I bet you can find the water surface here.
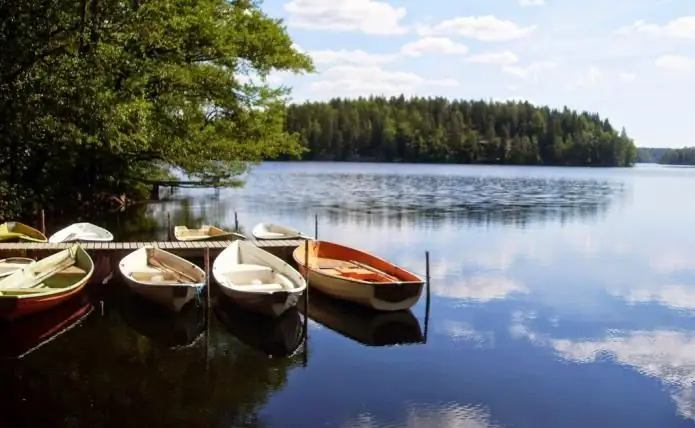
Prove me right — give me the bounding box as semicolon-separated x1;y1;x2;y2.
3;162;695;427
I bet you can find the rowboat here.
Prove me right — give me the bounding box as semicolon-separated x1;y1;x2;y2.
212;240;306;317
121;292;205;349
0;221;47;243
0;244;94;321
118;246;205;312
174;225;244;241
251;222;312;240
292;240;424;311
299;290;424;347
0;291;93;359
0;257;36;278
214;295;304;358
48;222;114;243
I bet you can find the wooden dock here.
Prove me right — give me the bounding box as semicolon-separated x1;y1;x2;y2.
0;239;302;262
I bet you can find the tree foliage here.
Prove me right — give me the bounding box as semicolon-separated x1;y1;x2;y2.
285;96;637;167
0;0;313;219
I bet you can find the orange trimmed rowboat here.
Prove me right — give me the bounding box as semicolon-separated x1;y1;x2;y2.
292;240;424;311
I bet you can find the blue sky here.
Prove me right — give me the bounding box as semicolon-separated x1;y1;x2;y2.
258;0;695;148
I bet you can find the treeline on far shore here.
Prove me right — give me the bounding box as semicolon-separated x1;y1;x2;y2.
637;147;695;165
283;96;637;167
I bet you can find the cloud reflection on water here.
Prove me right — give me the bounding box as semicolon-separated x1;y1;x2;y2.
510;311;695;422
344;402;503;428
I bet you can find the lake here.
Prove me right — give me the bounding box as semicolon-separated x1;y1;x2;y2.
3;161;695;427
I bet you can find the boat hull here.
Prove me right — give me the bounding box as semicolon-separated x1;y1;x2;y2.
218;286;301;317
48;222;114;243
251;222;311;240
0;222;47;243
293;241;424;312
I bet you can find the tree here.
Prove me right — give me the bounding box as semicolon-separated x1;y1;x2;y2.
0;0;313;219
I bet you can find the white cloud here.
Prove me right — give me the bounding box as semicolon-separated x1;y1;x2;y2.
418;15;536;41
567;66;603;90
309;49;397;66
309;65;458;97
284;0;408;35
520;0;545;5
400;37;468;56
619;72;636;82
655;55;695;73
617;17;695;39
466;51;519;65
502;61;556;80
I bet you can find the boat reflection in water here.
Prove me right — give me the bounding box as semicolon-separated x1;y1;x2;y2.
214;294;305;358
120;292;205;349
300;290;425;347
0;291;94;359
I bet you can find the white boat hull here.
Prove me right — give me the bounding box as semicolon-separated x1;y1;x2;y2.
118;247;205;312
212;241;306;317
49;222;114;243
251;222;311;240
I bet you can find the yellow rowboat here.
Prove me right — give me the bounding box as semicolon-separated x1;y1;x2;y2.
174;225;244;242
0;222;47;243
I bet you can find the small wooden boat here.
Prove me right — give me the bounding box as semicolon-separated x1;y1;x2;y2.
0;257;36;278
0;221;47;243
48;222;114;243
0;244;94;321
292;240;424;311
118;246;205;312
299;290;424;347
214;295;304;358
212;240;306;317
251;222;312;240
0;291;93;359
174;225;244;242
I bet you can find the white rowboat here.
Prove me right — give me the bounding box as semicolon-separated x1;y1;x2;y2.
212;240;306;317
48;222;114;243
118;247;205;312
0;257;36;278
251;223;311;240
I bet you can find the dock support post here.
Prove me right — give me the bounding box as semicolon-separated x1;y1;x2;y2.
166;212;172;240
424;250;431;344
39;209;45;235
204;247;211;371
234;212;239;232
314;214;318;239
302;241;310;367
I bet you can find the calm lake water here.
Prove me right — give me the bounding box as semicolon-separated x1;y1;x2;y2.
3;161;695;427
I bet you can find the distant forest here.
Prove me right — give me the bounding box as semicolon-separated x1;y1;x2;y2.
637;147;695;165
284;96;636;167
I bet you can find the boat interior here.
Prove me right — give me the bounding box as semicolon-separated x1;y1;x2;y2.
129;249;204;286
176;225;229;238
314;258;400;283
219;264;295;292
0;258;36;277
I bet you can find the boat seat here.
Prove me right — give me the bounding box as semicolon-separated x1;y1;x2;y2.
261;232;285;238
238;282;288;292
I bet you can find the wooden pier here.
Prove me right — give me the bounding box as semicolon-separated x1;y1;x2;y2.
0;239;302;263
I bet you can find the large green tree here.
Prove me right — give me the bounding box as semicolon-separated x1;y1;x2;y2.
0;0;313;219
